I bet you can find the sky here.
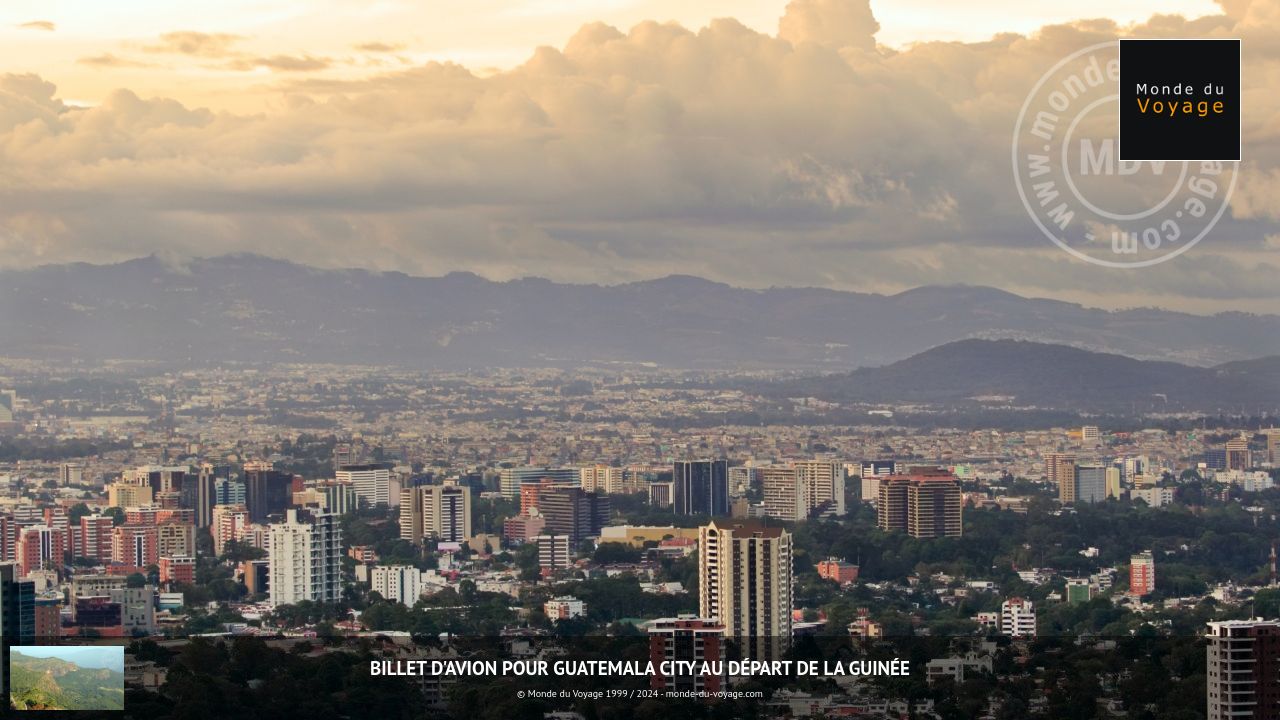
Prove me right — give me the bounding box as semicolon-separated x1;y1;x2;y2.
13;645;125;672
1;0;1278;314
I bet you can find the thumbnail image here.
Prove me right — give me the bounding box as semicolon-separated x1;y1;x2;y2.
9;647;125;711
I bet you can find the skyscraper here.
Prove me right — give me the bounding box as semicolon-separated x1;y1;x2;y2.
195;462;233;529
698;520;792;661
648;616;725;693
244;461;295;522
1130;551;1155;597
761;461;847;520
268;509;343;606
499;467;580;500
1226;436;1251;472
338;462;395;508
1074;464;1107;504
400;481;473;544
674;460;729;516
1045;453;1077;503
876;470;963;538
0;563;35;693
1206;620;1280;720
539;487;610;544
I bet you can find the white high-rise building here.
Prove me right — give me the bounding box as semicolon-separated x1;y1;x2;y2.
759;461;846;520
579;466;623;494
371;565;424;606
336;463;393;509
698;520;793;661
268;509;343;606
1000;597;1036;637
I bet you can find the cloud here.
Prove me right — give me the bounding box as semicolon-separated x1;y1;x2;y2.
144;31;243;58
354;42;406;53
18;21;55;32
778;0;879;50
77;54;158;69
1;1;1280;313
226;55;332;72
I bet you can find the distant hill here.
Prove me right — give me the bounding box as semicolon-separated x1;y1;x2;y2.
1;254;1278;369
9;650;124;711
775;339;1280;413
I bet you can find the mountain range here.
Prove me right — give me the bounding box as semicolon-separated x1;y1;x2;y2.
774;339;1280;414
9;650;125;711
1;254;1278;370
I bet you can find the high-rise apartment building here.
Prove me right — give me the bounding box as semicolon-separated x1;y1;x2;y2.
268;509;343;606
78;515;115;563
371;565;424;606
1045;453;1078;503
674;460;729;516
1000;597;1036;637
760;461;846;520
579;465;624;494
536;534;572;576
0;563;35;692
17;525;64;576
400;481;473;544
1206;620;1280;720
111;524;158;569
648;616;724;693
698;520;792;661
1130;551;1155;597
876;470;963;538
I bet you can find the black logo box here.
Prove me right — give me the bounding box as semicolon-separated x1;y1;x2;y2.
1119;38;1241;161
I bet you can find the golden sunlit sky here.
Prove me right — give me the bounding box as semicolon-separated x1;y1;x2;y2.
2;0;1222;109
1;0;1278;314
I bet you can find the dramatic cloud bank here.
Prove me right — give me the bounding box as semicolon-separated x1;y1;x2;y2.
1;0;1279;311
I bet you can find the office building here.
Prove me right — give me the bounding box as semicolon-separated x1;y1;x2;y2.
648;616;725;693
674;460;729;516
540;487;610;544
244;461;295;522
59;462;84;486
1206;620;1280;720
195;463;233;529
371;565;424;606
268;509;343;606
0;563;35;692
1130;551;1155;597
876;470;963;538
499;467;580;500
1226;437;1251;472
1074;464;1108;504
1081;425;1101;444
698;520;793;661
760;462;846;520
338;463;395;508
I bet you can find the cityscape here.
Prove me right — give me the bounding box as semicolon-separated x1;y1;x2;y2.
4;0;1280;718
0;356;1278;718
